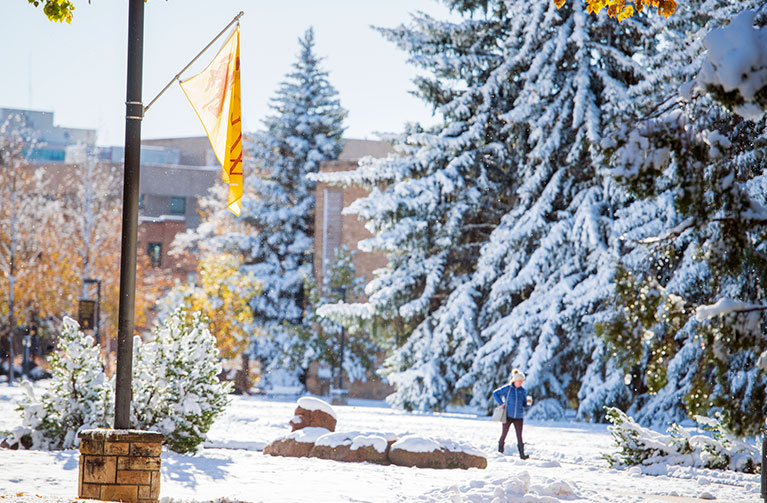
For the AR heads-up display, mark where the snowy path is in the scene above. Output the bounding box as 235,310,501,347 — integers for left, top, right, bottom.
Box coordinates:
0,383,761,502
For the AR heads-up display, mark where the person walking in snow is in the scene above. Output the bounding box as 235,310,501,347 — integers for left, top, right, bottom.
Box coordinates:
492,369,532,459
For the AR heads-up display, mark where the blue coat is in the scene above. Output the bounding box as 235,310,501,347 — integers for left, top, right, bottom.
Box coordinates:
492,384,528,419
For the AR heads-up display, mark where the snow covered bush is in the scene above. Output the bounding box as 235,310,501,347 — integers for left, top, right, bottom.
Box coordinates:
603,407,760,473
132,309,233,454
11,317,113,449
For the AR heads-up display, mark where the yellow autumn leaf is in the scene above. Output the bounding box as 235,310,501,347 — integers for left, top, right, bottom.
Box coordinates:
660,0,676,17
617,5,634,21
556,0,675,20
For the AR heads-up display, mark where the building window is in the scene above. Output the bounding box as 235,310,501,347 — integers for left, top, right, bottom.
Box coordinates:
169,196,185,215
138,194,145,210
147,242,162,267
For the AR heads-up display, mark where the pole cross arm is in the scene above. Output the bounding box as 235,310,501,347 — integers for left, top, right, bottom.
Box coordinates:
143,11,244,115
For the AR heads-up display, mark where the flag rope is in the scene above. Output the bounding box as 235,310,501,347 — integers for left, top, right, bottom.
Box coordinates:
143,10,244,115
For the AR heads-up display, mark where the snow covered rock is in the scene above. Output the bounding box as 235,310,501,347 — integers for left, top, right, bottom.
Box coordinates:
290,397,337,432
263,427,330,458
309,431,392,465
388,434,487,470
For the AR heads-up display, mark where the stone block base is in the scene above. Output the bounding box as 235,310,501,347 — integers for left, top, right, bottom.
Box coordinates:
78,429,164,503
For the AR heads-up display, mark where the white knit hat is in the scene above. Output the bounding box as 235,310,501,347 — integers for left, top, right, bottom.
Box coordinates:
511,369,525,382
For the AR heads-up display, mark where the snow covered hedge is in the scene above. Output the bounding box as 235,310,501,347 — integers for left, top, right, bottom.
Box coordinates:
9,312,231,454
603,407,760,473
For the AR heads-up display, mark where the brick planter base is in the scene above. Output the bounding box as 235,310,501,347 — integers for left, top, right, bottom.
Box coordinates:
78,429,164,503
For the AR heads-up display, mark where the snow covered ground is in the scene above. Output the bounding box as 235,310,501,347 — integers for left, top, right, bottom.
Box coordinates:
0,381,761,502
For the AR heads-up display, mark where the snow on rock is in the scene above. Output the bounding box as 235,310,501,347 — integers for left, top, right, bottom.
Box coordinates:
310,431,392,465
350,434,389,453
296,397,337,419
391,434,442,453
283,427,330,444
389,434,487,470
314,431,362,449
263,427,331,458
315,431,390,454
391,434,484,457
291,398,338,432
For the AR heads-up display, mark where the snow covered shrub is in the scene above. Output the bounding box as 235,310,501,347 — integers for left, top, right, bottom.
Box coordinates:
12,317,113,449
603,407,760,473
131,309,232,454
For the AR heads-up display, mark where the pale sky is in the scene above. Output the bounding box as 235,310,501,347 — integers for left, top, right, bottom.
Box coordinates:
1,0,454,147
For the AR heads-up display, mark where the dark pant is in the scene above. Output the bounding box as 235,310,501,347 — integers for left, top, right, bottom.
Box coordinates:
499,418,523,447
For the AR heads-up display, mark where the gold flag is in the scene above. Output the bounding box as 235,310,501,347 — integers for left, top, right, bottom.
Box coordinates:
180,26,242,216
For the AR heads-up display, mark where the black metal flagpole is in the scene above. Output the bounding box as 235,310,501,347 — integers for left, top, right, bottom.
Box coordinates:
114,0,145,430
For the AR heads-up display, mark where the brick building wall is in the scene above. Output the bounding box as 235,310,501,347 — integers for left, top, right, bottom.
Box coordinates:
308,140,395,400
137,216,194,280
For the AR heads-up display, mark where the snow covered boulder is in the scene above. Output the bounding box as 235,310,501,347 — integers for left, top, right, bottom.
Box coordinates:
309,431,395,465
388,435,487,470
264,427,330,458
290,397,337,432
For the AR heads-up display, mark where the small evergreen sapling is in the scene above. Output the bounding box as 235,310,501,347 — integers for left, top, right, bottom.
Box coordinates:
132,309,233,454
13,317,113,449
604,407,760,473
11,313,231,454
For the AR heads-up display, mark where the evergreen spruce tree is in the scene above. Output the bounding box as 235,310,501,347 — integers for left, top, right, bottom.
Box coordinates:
317,0,647,413
314,3,524,410
599,4,767,435
454,0,649,418
192,28,346,383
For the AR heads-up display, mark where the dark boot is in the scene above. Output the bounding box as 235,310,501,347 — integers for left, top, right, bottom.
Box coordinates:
518,443,529,460
498,441,504,453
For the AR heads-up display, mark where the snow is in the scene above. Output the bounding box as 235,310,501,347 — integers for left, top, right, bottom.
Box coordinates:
314,431,389,454
390,434,484,457
0,382,760,503
276,426,330,444
694,298,765,321
349,434,389,453
696,10,767,121
296,396,337,419
390,434,441,453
